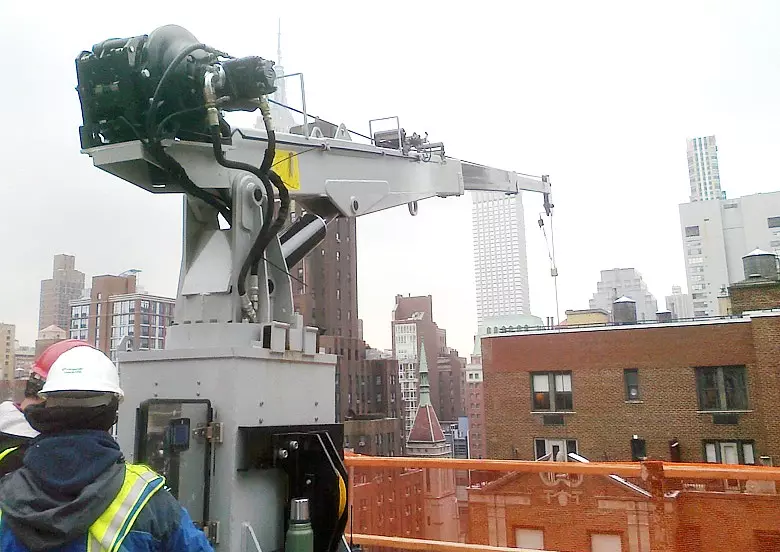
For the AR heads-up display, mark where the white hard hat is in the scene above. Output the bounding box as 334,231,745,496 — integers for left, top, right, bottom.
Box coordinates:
40,345,124,401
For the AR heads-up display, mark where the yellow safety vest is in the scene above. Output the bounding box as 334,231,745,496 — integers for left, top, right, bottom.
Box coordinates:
0,447,18,464
0,464,165,552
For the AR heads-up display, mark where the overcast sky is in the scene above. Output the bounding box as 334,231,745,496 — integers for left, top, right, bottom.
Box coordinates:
2,1,780,356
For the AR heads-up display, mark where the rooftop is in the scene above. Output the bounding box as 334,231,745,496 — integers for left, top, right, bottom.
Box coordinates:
481,312,778,339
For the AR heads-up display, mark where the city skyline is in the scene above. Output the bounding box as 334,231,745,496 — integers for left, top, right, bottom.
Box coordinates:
4,3,780,357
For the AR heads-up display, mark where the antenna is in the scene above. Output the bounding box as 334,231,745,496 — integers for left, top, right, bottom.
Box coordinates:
277,18,282,65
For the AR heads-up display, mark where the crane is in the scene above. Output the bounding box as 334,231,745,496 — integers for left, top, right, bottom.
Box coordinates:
76,24,553,552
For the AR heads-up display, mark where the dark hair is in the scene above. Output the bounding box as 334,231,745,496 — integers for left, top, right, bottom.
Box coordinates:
24,373,46,399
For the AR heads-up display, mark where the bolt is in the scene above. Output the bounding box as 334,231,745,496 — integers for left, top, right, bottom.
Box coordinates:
278,449,289,460
290,440,299,450
314,401,319,407
141,69,151,78
259,418,264,424
351,199,360,213
259,401,265,407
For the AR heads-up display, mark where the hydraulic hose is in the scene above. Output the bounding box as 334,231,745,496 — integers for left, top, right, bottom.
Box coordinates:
209,126,275,296
146,141,232,225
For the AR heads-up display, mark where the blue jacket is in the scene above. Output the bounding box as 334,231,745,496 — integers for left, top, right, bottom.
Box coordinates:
0,431,213,552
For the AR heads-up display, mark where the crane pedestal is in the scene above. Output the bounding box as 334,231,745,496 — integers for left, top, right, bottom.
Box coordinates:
117,324,345,552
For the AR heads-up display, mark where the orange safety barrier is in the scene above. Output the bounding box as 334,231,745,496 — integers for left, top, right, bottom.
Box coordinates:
346,533,556,552
344,455,780,481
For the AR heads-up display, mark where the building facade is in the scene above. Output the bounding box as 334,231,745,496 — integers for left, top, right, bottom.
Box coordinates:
482,307,780,465
467,457,780,552
39,254,85,332
14,344,35,380
391,295,464,435
686,135,723,202
589,268,659,322
0,324,15,381
665,285,693,320
69,274,174,360
678,191,780,316
344,416,402,456
464,361,486,459
472,191,530,324
35,325,66,356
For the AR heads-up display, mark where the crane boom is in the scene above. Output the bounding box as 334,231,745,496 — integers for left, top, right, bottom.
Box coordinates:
85,126,552,220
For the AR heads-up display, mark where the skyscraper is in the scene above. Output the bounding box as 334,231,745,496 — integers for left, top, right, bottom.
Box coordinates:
589,268,658,321
686,135,723,202
679,191,780,316
39,254,85,332
471,191,530,325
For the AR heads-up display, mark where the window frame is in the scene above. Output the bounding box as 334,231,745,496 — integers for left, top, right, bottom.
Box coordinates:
695,366,748,412
530,371,573,412
702,439,755,465
624,368,640,401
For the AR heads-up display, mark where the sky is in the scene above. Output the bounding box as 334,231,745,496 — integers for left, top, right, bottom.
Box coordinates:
2,1,780,356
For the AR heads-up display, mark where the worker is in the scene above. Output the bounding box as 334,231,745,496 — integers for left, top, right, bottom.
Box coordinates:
0,343,213,552
0,340,95,476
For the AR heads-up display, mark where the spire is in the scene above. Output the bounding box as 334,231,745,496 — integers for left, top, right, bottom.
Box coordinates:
277,18,282,66
419,338,431,407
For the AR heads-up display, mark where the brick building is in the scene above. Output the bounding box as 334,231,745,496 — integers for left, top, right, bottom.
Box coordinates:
467,458,780,552
392,295,465,437
482,308,780,465
344,416,403,456
69,274,174,361
463,360,486,459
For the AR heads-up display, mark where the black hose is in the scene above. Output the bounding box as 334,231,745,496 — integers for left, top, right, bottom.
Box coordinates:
210,127,275,295
154,106,206,140
146,141,232,225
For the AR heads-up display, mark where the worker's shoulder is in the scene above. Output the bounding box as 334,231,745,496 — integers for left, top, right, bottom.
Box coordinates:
131,485,186,539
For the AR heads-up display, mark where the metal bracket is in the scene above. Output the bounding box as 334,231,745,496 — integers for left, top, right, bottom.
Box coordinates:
194,422,224,444
203,521,220,544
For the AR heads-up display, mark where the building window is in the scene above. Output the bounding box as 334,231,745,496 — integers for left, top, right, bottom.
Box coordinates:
695,366,748,411
534,438,577,461
531,372,572,411
704,440,755,464
768,217,780,229
624,369,640,400
685,225,700,237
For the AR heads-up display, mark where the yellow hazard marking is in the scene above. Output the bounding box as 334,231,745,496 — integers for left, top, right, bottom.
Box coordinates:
338,475,347,518
273,150,301,190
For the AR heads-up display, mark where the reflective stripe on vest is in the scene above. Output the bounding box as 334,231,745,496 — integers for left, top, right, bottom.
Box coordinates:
0,463,164,552
88,464,165,552
0,447,18,463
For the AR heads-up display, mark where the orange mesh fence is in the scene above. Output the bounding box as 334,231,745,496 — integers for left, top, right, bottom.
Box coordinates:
343,455,780,552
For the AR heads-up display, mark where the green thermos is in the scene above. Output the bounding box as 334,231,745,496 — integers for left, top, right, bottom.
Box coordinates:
285,498,314,552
